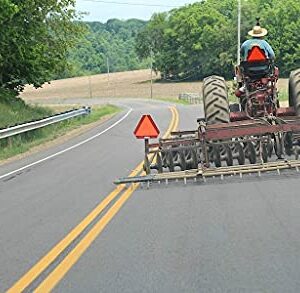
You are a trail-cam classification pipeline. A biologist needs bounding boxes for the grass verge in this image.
[0,90,53,129]
[0,95,120,161]
[278,91,288,102]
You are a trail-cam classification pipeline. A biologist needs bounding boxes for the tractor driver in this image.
[235,19,276,97]
[241,19,275,61]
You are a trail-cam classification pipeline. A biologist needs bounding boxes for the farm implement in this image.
[115,49,300,185]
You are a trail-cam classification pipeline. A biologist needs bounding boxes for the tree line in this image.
[0,0,83,93]
[1,0,300,96]
[135,0,300,80]
[57,19,149,79]
[0,1,147,95]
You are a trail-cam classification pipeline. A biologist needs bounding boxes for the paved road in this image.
[1,100,300,292]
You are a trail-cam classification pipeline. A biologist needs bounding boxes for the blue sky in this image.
[76,0,198,22]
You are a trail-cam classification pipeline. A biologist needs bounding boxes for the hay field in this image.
[21,69,288,101]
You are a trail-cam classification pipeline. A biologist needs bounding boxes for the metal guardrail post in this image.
[178,93,201,104]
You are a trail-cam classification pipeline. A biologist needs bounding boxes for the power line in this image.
[82,0,178,8]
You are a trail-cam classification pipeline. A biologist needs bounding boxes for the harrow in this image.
[115,65,300,186]
[115,115,300,185]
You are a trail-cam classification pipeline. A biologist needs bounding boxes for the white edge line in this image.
[0,108,133,181]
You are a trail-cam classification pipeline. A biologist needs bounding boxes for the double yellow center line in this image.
[8,106,179,292]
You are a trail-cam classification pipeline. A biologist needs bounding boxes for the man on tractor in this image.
[241,19,275,62]
[235,19,279,117]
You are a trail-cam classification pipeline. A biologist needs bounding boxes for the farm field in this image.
[21,69,289,102]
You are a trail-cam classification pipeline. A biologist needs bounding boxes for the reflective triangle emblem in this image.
[134,115,160,139]
[247,46,267,62]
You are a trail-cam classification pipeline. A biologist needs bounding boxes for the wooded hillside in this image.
[136,0,300,80]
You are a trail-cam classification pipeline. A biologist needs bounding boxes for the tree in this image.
[60,19,148,78]
[135,0,300,80]
[0,0,83,93]
[261,0,300,75]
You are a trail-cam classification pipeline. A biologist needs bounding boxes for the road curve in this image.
[1,100,300,292]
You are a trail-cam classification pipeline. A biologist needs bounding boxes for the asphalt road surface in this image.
[1,99,300,292]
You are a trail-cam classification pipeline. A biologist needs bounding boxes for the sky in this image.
[75,0,198,22]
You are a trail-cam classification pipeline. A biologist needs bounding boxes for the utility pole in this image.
[107,56,110,86]
[150,46,153,99]
[88,75,92,99]
[237,0,241,65]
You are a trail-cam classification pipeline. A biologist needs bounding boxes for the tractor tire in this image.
[288,69,300,114]
[203,75,230,124]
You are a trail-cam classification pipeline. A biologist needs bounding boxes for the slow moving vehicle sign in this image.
[134,115,160,139]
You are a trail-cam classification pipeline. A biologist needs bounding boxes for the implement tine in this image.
[115,160,300,185]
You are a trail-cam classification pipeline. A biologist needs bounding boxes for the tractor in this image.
[115,45,300,185]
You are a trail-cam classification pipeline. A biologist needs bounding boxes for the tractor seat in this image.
[240,46,273,78]
[240,60,273,78]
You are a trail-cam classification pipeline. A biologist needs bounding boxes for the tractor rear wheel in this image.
[289,69,300,114]
[203,75,230,124]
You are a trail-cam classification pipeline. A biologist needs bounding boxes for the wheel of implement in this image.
[222,145,233,166]
[161,150,169,169]
[166,150,175,172]
[178,149,187,171]
[261,143,268,163]
[267,138,274,158]
[156,153,163,173]
[212,145,222,167]
[190,147,198,169]
[289,68,300,114]
[274,133,284,159]
[254,140,260,154]
[203,75,230,124]
[284,132,294,156]
[184,149,193,167]
[234,142,245,165]
[191,148,199,169]
[245,142,257,164]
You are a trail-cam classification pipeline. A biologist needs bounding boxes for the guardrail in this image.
[0,107,91,140]
[178,93,201,104]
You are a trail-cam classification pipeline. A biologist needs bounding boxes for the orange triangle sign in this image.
[134,115,160,139]
[247,46,266,62]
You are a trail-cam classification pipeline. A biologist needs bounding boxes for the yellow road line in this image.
[35,107,179,292]
[7,106,178,292]
[7,186,126,293]
[164,107,178,138]
[35,183,141,292]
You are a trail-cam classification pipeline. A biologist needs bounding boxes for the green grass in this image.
[0,89,53,129]
[0,91,120,161]
[278,91,288,101]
